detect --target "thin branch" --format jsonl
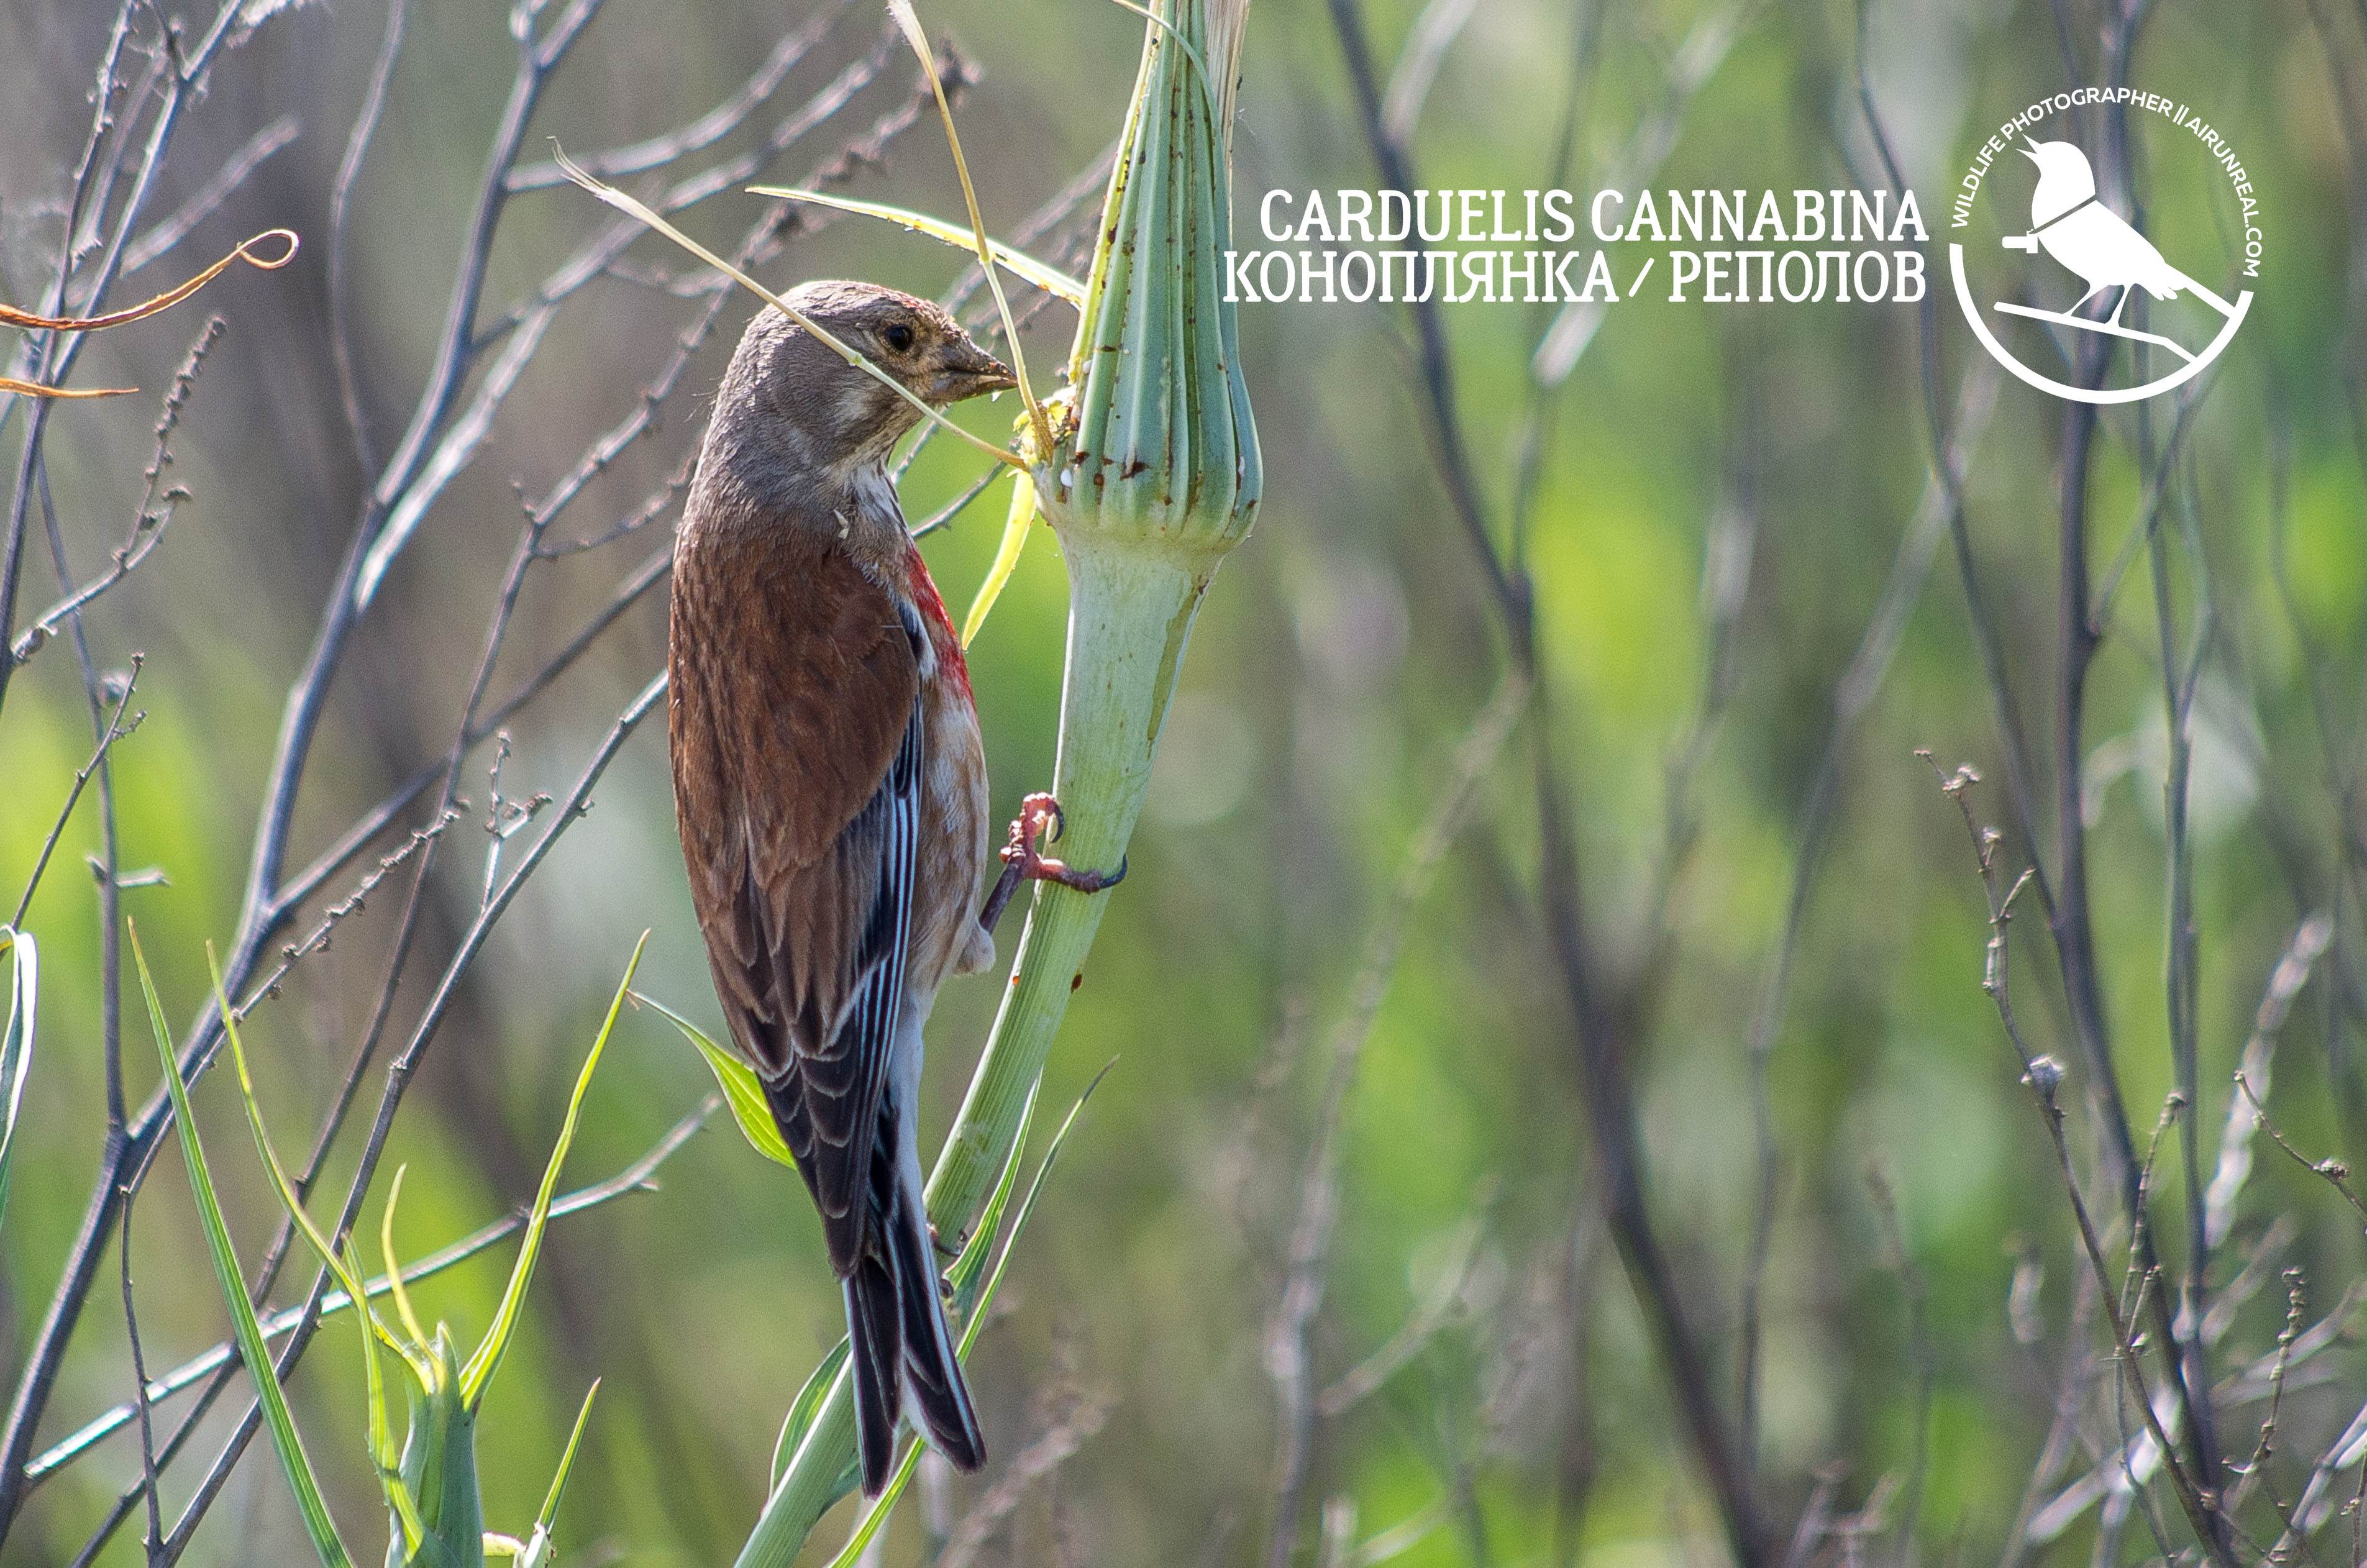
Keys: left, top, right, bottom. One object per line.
{"left": 2233, "top": 1073, "right": 2367, "bottom": 1234}
{"left": 908, "top": 461, "right": 1005, "bottom": 541}
{"left": 10, "top": 319, "right": 219, "bottom": 670}
{"left": 10, "top": 660, "right": 143, "bottom": 932}
{"left": 937, "top": 1388, "right": 1116, "bottom": 1568}
{"left": 117, "top": 1187, "right": 162, "bottom": 1559}
{"left": 1921, "top": 755, "right": 2226, "bottom": 1559}
{"left": 2205, "top": 917, "right": 2336, "bottom": 1249}
{"left": 234, "top": 813, "right": 458, "bottom": 1021}
{"left": 0, "top": 0, "right": 249, "bottom": 721}
{"left": 328, "top": 0, "right": 409, "bottom": 476}
{"left": 1849, "top": 0, "right": 2054, "bottom": 928}
{"left": 119, "top": 114, "right": 300, "bottom": 275}
{"left": 503, "top": 0, "right": 857, "bottom": 191}
{"left": 1864, "top": 1166, "right": 1934, "bottom": 1561}
{"left": 1319, "top": 0, "right": 1520, "bottom": 640}
{"left": 1316, "top": 1202, "right": 1485, "bottom": 1420}
{"left": 263, "top": 543, "right": 671, "bottom": 926}
{"left": 1739, "top": 358, "right": 1999, "bottom": 1457}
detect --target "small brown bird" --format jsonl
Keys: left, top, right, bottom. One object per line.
{"left": 668, "top": 280, "right": 1118, "bottom": 1493}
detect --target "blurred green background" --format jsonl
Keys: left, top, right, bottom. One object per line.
{"left": 1, "top": 0, "right": 2361, "bottom": 1562}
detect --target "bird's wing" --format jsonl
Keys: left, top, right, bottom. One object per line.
{"left": 671, "top": 536, "right": 925, "bottom": 1270}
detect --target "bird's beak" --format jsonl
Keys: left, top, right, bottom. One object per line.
{"left": 2020, "top": 135, "right": 2041, "bottom": 162}
{"left": 936, "top": 340, "right": 1018, "bottom": 402}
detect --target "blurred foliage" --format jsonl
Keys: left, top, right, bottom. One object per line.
{"left": 0, "top": 0, "right": 2363, "bottom": 1564}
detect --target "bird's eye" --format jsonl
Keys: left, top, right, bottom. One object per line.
{"left": 883, "top": 322, "right": 914, "bottom": 353}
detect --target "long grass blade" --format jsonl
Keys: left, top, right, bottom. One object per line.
{"left": 347, "top": 1241, "right": 428, "bottom": 1559}
{"left": 768, "top": 1340, "right": 854, "bottom": 1490}
{"left": 946, "top": 1072, "right": 1046, "bottom": 1313}
{"left": 129, "top": 921, "right": 355, "bottom": 1568}
{"left": 0, "top": 928, "right": 34, "bottom": 1234}
{"left": 744, "top": 188, "right": 1084, "bottom": 305}
{"left": 883, "top": 0, "right": 1054, "bottom": 457}
{"left": 457, "top": 931, "right": 646, "bottom": 1407}
{"left": 518, "top": 1380, "right": 600, "bottom": 1568}
{"left": 555, "top": 149, "right": 1026, "bottom": 473}
{"left": 207, "top": 946, "right": 431, "bottom": 1380}
{"left": 961, "top": 469, "right": 1040, "bottom": 647}
{"left": 380, "top": 1164, "right": 431, "bottom": 1352}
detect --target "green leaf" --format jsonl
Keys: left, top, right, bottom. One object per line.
{"left": 381, "top": 1165, "right": 432, "bottom": 1351}
{"left": 964, "top": 1062, "right": 1113, "bottom": 1356}
{"left": 946, "top": 1072, "right": 1044, "bottom": 1315}
{"left": 960, "top": 469, "right": 1039, "bottom": 649}
{"left": 208, "top": 947, "right": 439, "bottom": 1556}
{"left": 742, "top": 188, "right": 1085, "bottom": 306}
{"left": 209, "top": 944, "right": 442, "bottom": 1556}
{"left": 349, "top": 1239, "right": 428, "bottom": 1561}
{"left": 129, "top": 921, "right": 355, "bottom": 1568}
{"left": 769, "top": 1339, "right": 853, "bottom": 1490}
{"left": 635, "top": 991, "right": 795, "bottom": 1169}
{"left": 209, "top": 948, "right": 429, "bottom": 1382}
{"left": 458, "top": 932, "right": 645, "bottom": 1409}
{"left": 0, "top": 927, "right": 34, "bottom": 1234}
{"left": 516, "top": 1380, "right": 599, "bottom": 1568}
{"left": 821, "top": 1065, "right": 1112, "bottom": 1566}
{"left": 395, "top": 1330, "right": 483, "bottom": 1568}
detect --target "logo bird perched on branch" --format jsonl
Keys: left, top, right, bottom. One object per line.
{"left": 2004, "top": 137, "right": 2235, "bottom": 340}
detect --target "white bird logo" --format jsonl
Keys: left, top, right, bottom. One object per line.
{"left": 2002, "top": 137, "right": 2235, "bottom": 330}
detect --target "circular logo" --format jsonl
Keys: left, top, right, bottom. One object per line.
{"left": 1947, "top": 90, "right": 2259, "bottom": 404}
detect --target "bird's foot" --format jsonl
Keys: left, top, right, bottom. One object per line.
{"left": 929, "top": 1220, "right": 964, "bottom": 1262}
{"left": 978, "top": 793, "right": 1127, "bottom": 934}
{"left": 1004, "top": 794, "right": 1127, "bottom": 893}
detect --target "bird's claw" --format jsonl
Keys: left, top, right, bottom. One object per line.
{"left": 1000, "top": 792, "right": 1126, "bottom": 894}
{"left": 977, "top": 793, "right": 1125, "bottom": 936}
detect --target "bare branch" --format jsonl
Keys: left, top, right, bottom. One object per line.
{"left": 504, "top": 0, "right": 858, "bottom": 191}
{"left": 9, "top": 660, "right": 143, "bottom": 931}
{"left": 1921, "top": 754, "right": 2227, "bottom": 1557}
{"left": 119, "top": 114, "right": 299, "bottom": 275}
{"left": 938, "top": 1387, "right": 1117, "bottom": 1568}
{"left": 329, "top": 0, "right": 409, "bottom": 475}
{"left": 10, "top": 319, "right": 219, "bottom": 669}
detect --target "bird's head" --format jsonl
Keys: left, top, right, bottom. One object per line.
{"left": 719, "top": 280, "right": 1017, "bottom": 476}
{"left": 2019, "top": 137, "right": 2097, "bottom": 200}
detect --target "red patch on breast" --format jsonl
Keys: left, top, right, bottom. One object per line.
{"left": 904, "top": 545, "right": 973, "bottom": 701}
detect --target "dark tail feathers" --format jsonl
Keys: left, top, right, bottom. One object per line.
{"left": 844, "top": 1193, "right": 985, "bottom": 1494}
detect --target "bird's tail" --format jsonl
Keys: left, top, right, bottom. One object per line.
{"left": 2165, "top": 265, "right": 2235, "bottom": 319}
{"left": 844, "top": 1180, "right": 985, "bottom": 1493}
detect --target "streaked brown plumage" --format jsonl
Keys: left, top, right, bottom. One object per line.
{"left": 668, "top": 281, "right": 1013, "bottom": 1492}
